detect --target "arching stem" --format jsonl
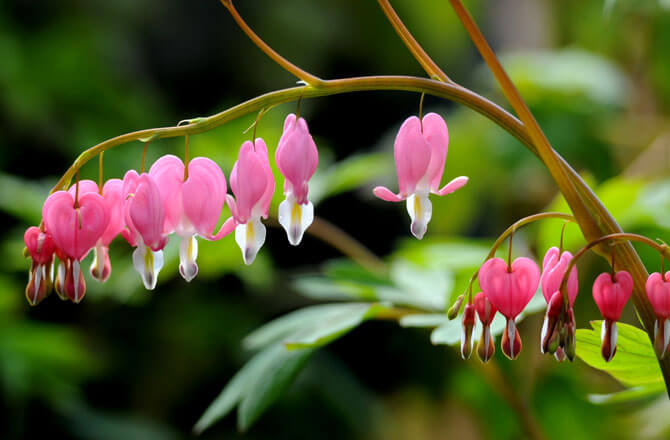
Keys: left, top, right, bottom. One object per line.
{"left": 219, "top": 0, "right": 324, "bottom": 87}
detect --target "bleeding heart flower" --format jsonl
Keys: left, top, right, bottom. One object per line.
{"left": 276, "top": 113, "right": 318, "bottom": 246}
{"left": 122, "top": 171, "right": 168, "bottom": 290}
{"left": 474, "top": 291, "right": 497, "bottom": 362}
{"left": 42, "top": 190, "right": 109, "bottom": 302}
{"left": 24, "top": 226, "right": 56, "bottom": 305}
{"left": 478, "top": 257, "right": 540, "bottom": 359}
{"left": 68, "top": 179, "right": 125, "bottom": 282}
{"left": 225, "top": 139, "right": 275, "bottom": 265}
{"left": 592, "top": 271, "right": 633, "bottom": 362}
{"left": 373, "top": 113, "right": 468, "bottom": 239}
{"left": 539, "top": 247, "right": 578, "bottom": 356}
{"left": 646, "top": 272, "right": 670, "bottom": 358}
{"left": 460, "top": 303, "right": 476, "bottom": 360}
{"left": 150, "top": 155, "right": 234, "bottom": 281}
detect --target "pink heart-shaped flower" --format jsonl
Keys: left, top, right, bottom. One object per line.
{"left": 592, "top": 271, "right": 633, "bottom": 322}
{"left": 478, "top": 257, "right": 540, "bottom": 320}
{"left": 540, "top": 247, "right": 579, "bottom": 306}
{"left": 43, "top": 190, "right": 110, "bottom": 261}
{"left": 646, "top": 272, "right": 670, "bottom": 320}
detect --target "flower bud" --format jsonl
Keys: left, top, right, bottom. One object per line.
{"left": 460, "top": 303, "right": 476, "bottom": 359}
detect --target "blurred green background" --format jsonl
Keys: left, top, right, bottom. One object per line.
{"left": 1, "top": 0, "right": 670, "bottom": 439}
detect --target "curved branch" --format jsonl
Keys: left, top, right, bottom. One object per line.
{"left": 49, "top": 75, "right": 533, "bottom": 192}
{"left": 376, "top": 0, "right": 452, "bottom": 83}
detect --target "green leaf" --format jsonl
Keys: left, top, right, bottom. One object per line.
{"left": 194, "top": 344, "right": 313, "bottom": 434}
{"left": 237, "top": 345, "right": 313, "bottom": 431}
{"left": 576, "top": 321, "right": 663, "bottom": 387}
{"left": 284, "top": 303, "right": 388, "bottom": 350}
{"left": 243, "top": 303, "right": 380, "bottom": 351}
{"left": 383, "top": 260, "right": 452, "bottom": 311}
{"left": 399, "top": 313, "right": 449, "bottom": 328}
{"left": 588, "top": 383, "right": 665, "bottom": 404}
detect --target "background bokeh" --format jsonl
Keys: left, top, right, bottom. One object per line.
{"left": 1, "top": 0, "right": 670, "bottom": 439}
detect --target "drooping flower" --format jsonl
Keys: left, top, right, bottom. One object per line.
{"left": 646, "top": 271, "right": 670, "bottom": 359}
{"left": 122, "top": 171, "right": 168, "bottom": 290}
{"left": 67, "top": 179, "right": 125, "bottom": 282}
{"left": 474, "top": 291, "right": 497, "bottom": 362}
{"left": 460, "top": 303, "right": 476, "bottom": 360}
{"left": 225, "top": 139, "right": 275, "bottom": 265}
{"left": 373, "top": 113, "right": 468, "bottom": 239}
{"left": 24, "top": 226, "right": 56, "bottom": 305}
{"left": 275, "top": 113, "right": 318, "bottom": 246}
{"left": 592, "top": 271, "right": 633, "bottom": 362}
{"left": 149, "top": 155, "right": 234, "bottom": 282}
{"left": 42, "top": 189, "right": 110, "bottom": 302}
{"left": 539, "top": 247, "right": 578, "bottom": 357}
{"left": 478, "top": 257, "right": 540, "bottom": 359}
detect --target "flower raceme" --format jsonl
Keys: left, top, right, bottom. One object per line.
{"left": 276, "top": 114, "right": 318, "bottom": 246}
{"left": 373, "top": 113, "right": 468, "bottom": 239}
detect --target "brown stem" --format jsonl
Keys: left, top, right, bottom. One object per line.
{"left": 220, "top": 0, "right": 324, "bottom": 87}
{"left": 376, "top": 0, "right": 452, "bottom": 83}
{"left": 266, "top": 215, "right": 387, "bottom": 274}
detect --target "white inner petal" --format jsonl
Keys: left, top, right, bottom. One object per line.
{"left": 235, "top": 217, "right": 266, "bottom": 265}
{"left": 132, "top": 243, "right": 164, "bottom": 290}
{"left": 406, "top": 191, "right": 432, "bottom": 240}
{"left": 278, "top": 196, "right": 314, "bottom": 246}
{"left": 179, "top": 235, "right": 199, "bottom": 282}
{"left": 72, "top": 259, "right": 82, "bottom": 303}
{"left": 664, "top": 319, "right": 670, "bottom": 356}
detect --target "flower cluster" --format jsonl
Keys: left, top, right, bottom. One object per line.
{"left": 23, "top": 113, "right": 319, "bottom": 304}
{"left": 460, "top": 246, "right": 670, "bottom": 363}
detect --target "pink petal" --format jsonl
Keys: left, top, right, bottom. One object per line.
{"left": 276, "top": 113, "right": 318, "bottom": 204}
{"left": 230, "top": 141, "right": 273, "bottom": 223}
{"left": 421, "top": 112, "right": 449, "bottom": 191}
{"left": 435, "top": 176, "right": 468, "bottom": 196}
{"left": 43, "top": 191, "right": 109, "bottom": 260}
{"left": 593, "top": 271, "right": 633, "bottom": 321}
{"left": 100, "top": 178, "right": 125, "bottom": 245}
{"left": 182, "top": 157, "right": 227, "bottom": 237}
{"left": 540, "top": 247, "right": 578, "bottom": 306}
{"left": 647, "top": 272, "right": 670, "bottom": 319}
{"left": 149, "top": 154, "right": 185, "bottom": 234}
{"left": 67, "top": 179, "right": 99, "bottom": 198}
{"left": 127, "top": 174, "right": 167, "bottom": 251}
{"left": 394, "top": 116, "right": 431, "bottom": 195}
{"left": 372, "top": 186, "right": 405, "bottom": 202}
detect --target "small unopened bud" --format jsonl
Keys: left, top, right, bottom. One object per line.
{"left": 448, "top": 294, "right": 464, "bottom": 320}
{"left": 23, "top": 246, "right": 30, "bottom": 258}
{"left": 460, "top": 304, "right": 476, "bottom": 359}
